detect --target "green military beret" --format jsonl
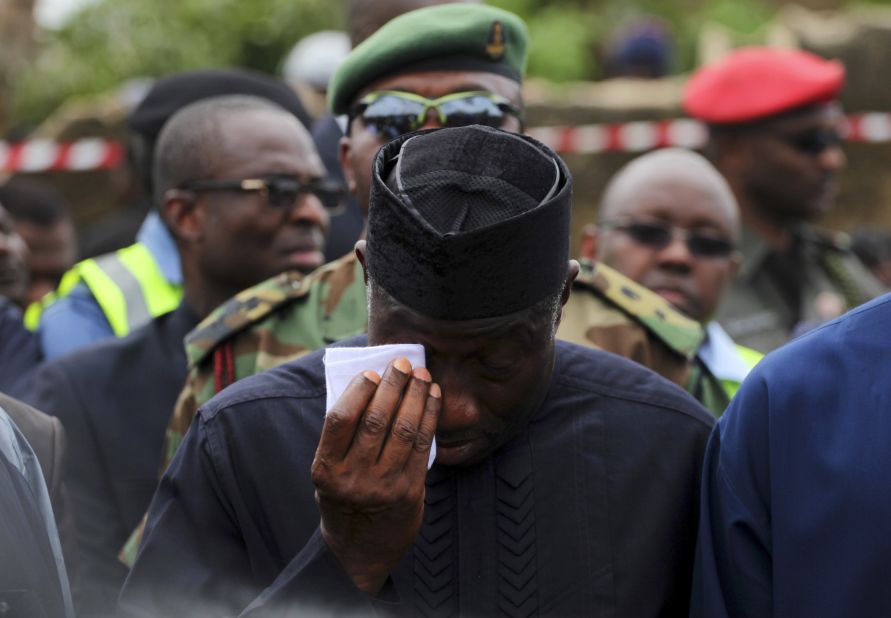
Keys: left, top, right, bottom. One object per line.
{"left": 329, "top": 3, "right": 528, "bottom": 115}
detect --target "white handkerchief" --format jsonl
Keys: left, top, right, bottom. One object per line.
{"left": 323, "top": 344, "right": 436, "bottom": 468}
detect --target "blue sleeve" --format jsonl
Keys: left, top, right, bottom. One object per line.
{"left": 120, "top": 413, "right": 386, "bottom": 618}
{"left": 691, "top": 369, "right": 773, "bottom": 618}
{"left": 38, "top": 284, "right": 114, "bottom": 360}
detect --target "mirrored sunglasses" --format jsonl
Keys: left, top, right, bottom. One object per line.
{"left": 349, "top": 90, "right": 522, "bottom": 140}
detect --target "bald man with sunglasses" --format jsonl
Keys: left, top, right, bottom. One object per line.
{"left": 684, "top": 47, "right": 885, "bottom": 353}
{"left": 563, "top": 149, "right": 762, "bottom": 414}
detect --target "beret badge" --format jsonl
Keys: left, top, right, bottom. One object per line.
{"left": 486, "top": 21, "right": 506, "bottom": 60}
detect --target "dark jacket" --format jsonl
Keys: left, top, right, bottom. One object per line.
{"left": 0, "top": 405, "right": 74, "bottom": 618}
{"left": 33, "top": 303, "right": 198, "bottom": 617}
{"left": 0, "top": 393, "right": 78, "bottom": 592}
{"left": 122, "top": 337, "right": 714, "bottom": 617}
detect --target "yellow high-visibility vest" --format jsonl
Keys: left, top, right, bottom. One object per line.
{"left": 25, "top": 243, "right": 182, "bottom": 337}
{"left": 720, "top": 344, "right": 764, "bottom": 400}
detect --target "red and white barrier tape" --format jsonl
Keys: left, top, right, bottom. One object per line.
{"left": 3, "top": 112, "right": 891, "bottom": 172}
{"left": 0, "top": 139, "right": 124, "bottom": 173}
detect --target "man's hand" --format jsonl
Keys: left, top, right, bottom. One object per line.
{"left": 312, "top": 357, "right": 441, "bottom": 595}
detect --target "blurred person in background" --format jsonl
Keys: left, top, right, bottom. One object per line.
{"left": 851, "top": 227, "right": 891, "bottom": 288}
{"left": 32, "top": 94, "right": 330, "bottom": 618}
{"left": 282, "top": 30, "right": 351, "bottom": 120}
{"left": 684, "top": 47, "right": 885, "bottom": 353}
{"left": 0, "top": 204, "right": 41, "bottom": 399}
{"left": 31, "top": 69, "right": 315, "bottom": 360}
{"left": 603, "top": 17, "right": 673, "bottom": 79}
{"left": 0, "top": 177, "right": 77, "bottom": 307}
{"left": 572, "top": 148, "right": 761, "bottom": 414}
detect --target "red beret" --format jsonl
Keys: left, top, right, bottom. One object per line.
{"left": 683, "top": 47, "right": 845, "bottom": 124}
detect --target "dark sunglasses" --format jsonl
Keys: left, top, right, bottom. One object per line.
{"left": 600, "top": 220, "right": 736, "bottom": 259}
{"left": 777, "top": 128, "right": 844, "bottom": 156}
{"left": 179, "top": 177, "right": 346, "bottom": 214}
{"left": 349, "top": 90, "right": 522, "bottom": 140}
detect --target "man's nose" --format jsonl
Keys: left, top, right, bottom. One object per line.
{"left": 657, "top": 234, "right": 695, "bottom": 270}
{"left": 288, "top": 192, "right": 329, "bottom": 233}
{"left": 818, "top": 143, "right": 846, "bottom": 173}
{"left": 435, "top": 376, "right": 482, "bottom": 433}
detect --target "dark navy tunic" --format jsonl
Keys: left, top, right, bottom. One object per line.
{"left": 0, "top": 297, "right": 41, "bottom": 400}
{"left": 693, "top": 293, "right": 891, "bottom": 618}
{"left": 122, "top": 337, "right": 713, "bottom": 617}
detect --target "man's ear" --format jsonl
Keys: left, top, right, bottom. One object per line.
{"left": 578, "top": 224, "right": 598, "bottom": 261}
{"left": 339, "top": 136, "right": 358, "bottom": 195}
{"left": 561, "top": 259, "right": 580, "bottom": 307}
{"left": 355, "top": 239, "right": 369, "bottom": 285}
{"left": 555, "top": 259, "right": 580, "bottom": 329}
{"left": 163, "top": 190, "right": 203, "bottom": 243}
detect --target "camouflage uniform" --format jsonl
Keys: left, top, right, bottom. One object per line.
{"left": 558, "top": 259, "right": 731, "bottom": 415}
{"left": 717, "top": 225, "right": 887, "bottom": 354}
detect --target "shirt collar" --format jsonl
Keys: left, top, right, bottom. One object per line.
{"left": 136, "top": 211, "right": 182, "bottom": 285}
{"left": 698, "top": 321, "right": 752, "bottom": 384}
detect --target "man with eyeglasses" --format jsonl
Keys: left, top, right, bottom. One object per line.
{"left": 684, "top": 47, "right": 885, "bottom": 353}
{"left": 30, "top": 94, "right": 332, "bottom": 618}
{"left": 565, "top": 148, "right": 762, "bottom": 415}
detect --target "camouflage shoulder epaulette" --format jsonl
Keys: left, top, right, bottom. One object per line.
{"left": 573, "top": 259, "right": 705, "bottom": 359}
{"left": 185, "top": 269, "right": 311, "bottom": 369}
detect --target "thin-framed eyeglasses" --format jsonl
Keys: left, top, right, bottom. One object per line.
{"left": 599, "top": 219, "right": 736, "bottom": 259}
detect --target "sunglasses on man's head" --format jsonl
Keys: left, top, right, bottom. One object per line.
{"left": 349, "top": 90, "right": 522, "bottom": 140}
{"left": 599, "top": 220, "right": 736, "bottom": 259}
{"left": 777, "top": 128, "right": 844, "bottom": 156}
{"left": 179, "top": 177, "right": 346, "bottom": 214}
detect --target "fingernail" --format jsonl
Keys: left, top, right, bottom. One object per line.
{"left": 429, "top": 383, "right": 441, "bottom": 399}
{"left": 362, "top": 370, "right": 381, "bottom": 384}
{"left": 413, "top": 367, "right": 431, "bottom": 382}
{"left": 393, "top": 357, "right": 411, "bottom": 374}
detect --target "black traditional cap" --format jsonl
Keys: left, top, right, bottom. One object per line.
{"left": 367, "top": 125, "right": 572, "bottom": 320}
{"left": 127, "top": 68, "right": 312, "bottom": 141}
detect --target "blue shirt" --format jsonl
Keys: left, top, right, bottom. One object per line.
{"left": 692, "top": 292, "right": 891, "bottom": 618}
{"left": 38, "top": 212, "right": 181, "bottom": 360}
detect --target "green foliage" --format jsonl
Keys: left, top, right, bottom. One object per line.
{"left": 15, "top": 0, "right": 343, "bottom": 127}
{"left": 11, "top": 0, "right": 848, "bottom": 126}
{"left": 488, "top": 0, "right": 774, "bottom": 80}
